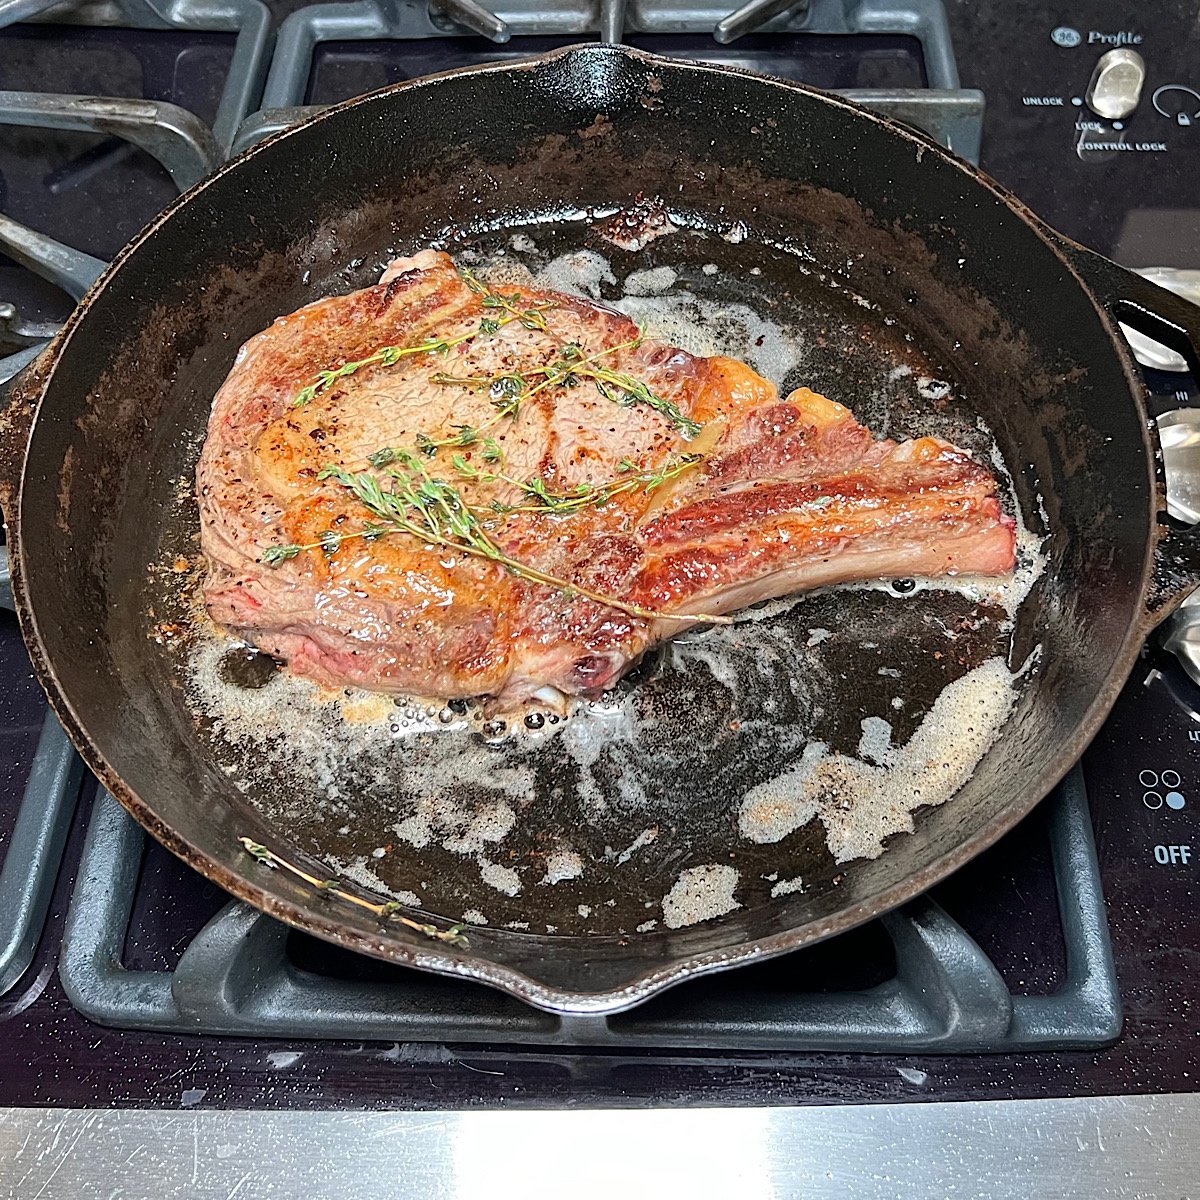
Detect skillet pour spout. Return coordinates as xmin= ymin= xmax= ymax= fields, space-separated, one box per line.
xmin=5 ymin=43 xmax=1200 ymax=1014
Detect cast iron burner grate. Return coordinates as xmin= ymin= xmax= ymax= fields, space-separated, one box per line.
xmin=232 ymin=0 xmax=983 ymax=161
xmin=0 ymin=0 xmax=273 ymax=379
xmin=58 ymin=774 xmax=1121 ymax=1050
xmin=0 ymin=0 xmax=271 ymax=156
xmin=0 ymin=558 xmax=84 ymax=995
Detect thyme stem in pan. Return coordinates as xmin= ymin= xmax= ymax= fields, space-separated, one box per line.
xmin=415 ymin=337 xmax=638 ymax=454
xmin=459 ymin=266 xmax=551 ymax=331
xmin=264 ymin=452 xmax=731 ymax=625
xmin=460 ymin=268 xmax=701 ymax=437
xmin=294 ymin=264 xmax=702 ymax=444
xmin=238 ymin=838 xmax=470 ymax=949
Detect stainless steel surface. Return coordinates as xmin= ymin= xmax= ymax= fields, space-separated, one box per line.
xmin=0 ymin=91 xmax=221 ymax=192
xmin=1085 ymin=47 xmax=1146 ymax=121
xmin=1157 ymin=407 xmax=1200 ymax=684
xmin=1159 ymin=407 xmax=1200 ymax=525
xmin=1120 ymin=269 xmax=1200 ymax=372
xmin=0 ymin=1096 xmax=1198 ymax=1198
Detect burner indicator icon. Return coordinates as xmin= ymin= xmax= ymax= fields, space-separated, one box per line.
xmin=1140 ymin=769 xmax=1187 ymax=809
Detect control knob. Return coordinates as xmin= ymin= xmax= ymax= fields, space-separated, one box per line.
xmin=1158 ymin=409 xmax=1200 ymax=687
xmin=1086 ymin=48 xmax=1146 ymax=120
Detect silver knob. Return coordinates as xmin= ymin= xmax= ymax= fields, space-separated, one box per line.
xmin=1162 ymin=591 xmax=1200 ymax=689
xmin=1157 ymin=409 xmax=1200 ymax=687
xmin=1086 ymin=48 xmax=1146 ymax=120
xmin=1159 ymin=409 xmax=1200 ymax=524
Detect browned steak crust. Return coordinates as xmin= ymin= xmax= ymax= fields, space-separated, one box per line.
xmin=198 ymin=251 xmax=1015 ymax=702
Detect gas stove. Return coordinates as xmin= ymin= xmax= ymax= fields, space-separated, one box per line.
xmin=0 ymin=0 xmax=1198 ymax=1192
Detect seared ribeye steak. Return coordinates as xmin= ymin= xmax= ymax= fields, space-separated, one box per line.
xmin=198 ymin=251 xmax=1015 ymax=702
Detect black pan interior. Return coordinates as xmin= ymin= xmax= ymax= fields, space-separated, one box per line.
xmin=12 ymin=48 xmax=1153 ymax=1005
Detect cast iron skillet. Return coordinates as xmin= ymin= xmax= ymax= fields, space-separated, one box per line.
xmin=2 ymin=45 xmax=1200 ymax=1014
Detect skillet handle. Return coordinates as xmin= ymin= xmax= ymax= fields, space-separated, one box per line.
xmin=1053 ymin=238 xmax=1200 ymax=624
xmin=1056 ymin=240 xmax=1200 ymax=375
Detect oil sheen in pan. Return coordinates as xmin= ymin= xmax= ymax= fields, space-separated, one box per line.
xmin=183 ymin=235 xmax=1046 ymax=935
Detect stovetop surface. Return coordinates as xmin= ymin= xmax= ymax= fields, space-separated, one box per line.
xmin=0 ymin=25 xmax=234 ymax=325
xmin=956 ymin=0 xmax=1200 ymax=267
xmin=0 ymin=0 xmax=1199 ymax=1109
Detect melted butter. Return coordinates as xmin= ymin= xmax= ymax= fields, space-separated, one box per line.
xmin=737 ymin=657 xmax=1020 ymax=863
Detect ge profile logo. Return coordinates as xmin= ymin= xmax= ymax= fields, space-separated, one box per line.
xmin=1051 ymin=26 xmax=1082 ymax=47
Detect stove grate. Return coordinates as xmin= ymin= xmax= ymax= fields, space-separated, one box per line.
xmin=0 ymin=557 xmax=84 ymax=996
xmin=233 ymin=0 xmax=979 ymax=158
xmin=0 ymin=0 xmax=272 ymax=154
xmin=57 ymin=773 xmax=1121 ymax=1050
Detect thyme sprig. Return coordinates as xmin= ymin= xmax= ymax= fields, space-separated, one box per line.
xmin=414 ymin=336 xmax=637 ymax=455
xmin=460 ymin=267 xmax=551 ymax=332
xmin=238 ymin=837 xmax=469 ymax=949
xmin=449 ymin=451 xmax=703 ymax=515
xmin=264 ymin=451 xmax=731 ymax=625
xmin=292 ymin=264 xmax=700 ymax=447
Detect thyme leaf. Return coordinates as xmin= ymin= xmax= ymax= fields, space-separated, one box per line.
xmin=452 ymin=453 xmax=703 ymax=516
xmin=240 ymin=840 xmax=276 ymax=868
xmin=262 ymin=544 xmax=302 ymax=566
xmin=431 ymin=330 xmax=702 ymax=440
xmin=461 ymin=267 xmax=550 ymax=330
